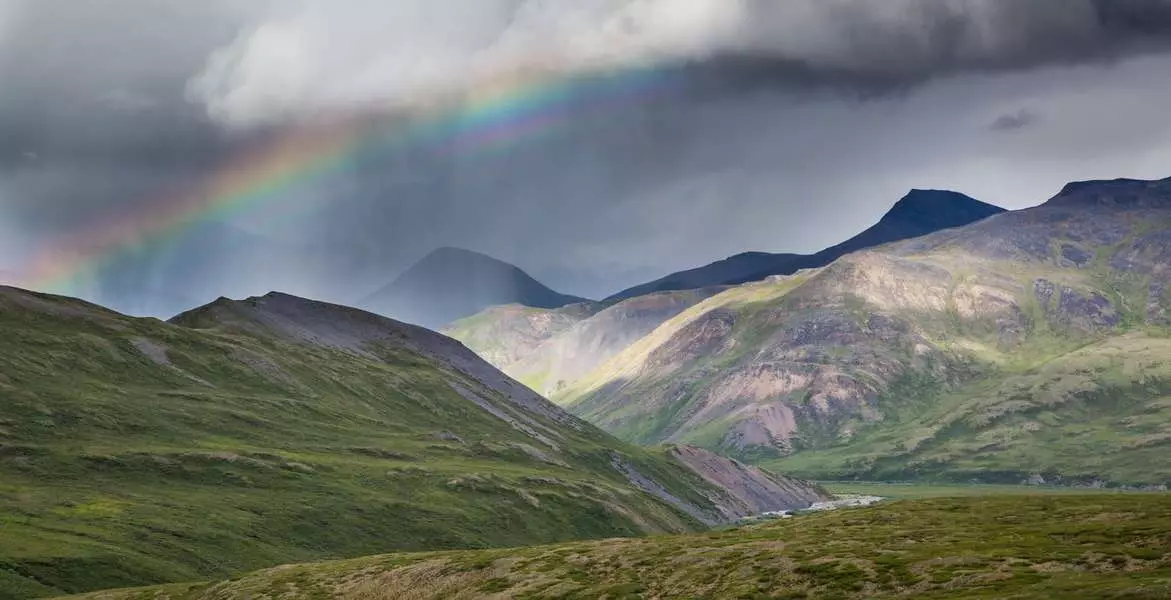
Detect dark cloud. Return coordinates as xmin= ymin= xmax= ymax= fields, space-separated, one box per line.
xmin=989 ymin=108 xmax=1041 ymax=132
xmin=188 ymin=0 xmax=1171 ymax=125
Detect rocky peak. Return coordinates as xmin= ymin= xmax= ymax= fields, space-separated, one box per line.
xmin=360 ymin=246 xmax=588 ymax=329
xmin=1046 ymin=176 xmax=1171 ymax=209
xmin=880 ymin=189 xmax=1005 ymax=229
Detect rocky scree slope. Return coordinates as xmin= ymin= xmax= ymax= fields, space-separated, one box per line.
xmin=0 ymin=287 xmax=824 ymax=599
xmin=559 ymin=177 xmax=1171 ymax=486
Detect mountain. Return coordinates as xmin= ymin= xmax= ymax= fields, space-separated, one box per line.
xmin=605 ymin=252 xmax=796 ymax=303
xmin=448 ymin=288 xmax=728 ymax=397
xmin=557 ymin=176 xmax=1171 ymax=485
xmin=84 ymin=220 xmax=317 ymax=319
xmin=0 ymin=286 xmax=826 ymax=599
xmin=361 ymin=247 xmax=589 ymax=329
xmin=606 ymin=190 xmax=1005 ymax=301
xmin=443 ymin=302 xmax=603 ymax=369
xmin=71 ymin=495 xmax=1171 ymax=600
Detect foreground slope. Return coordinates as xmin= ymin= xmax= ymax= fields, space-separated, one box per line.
xmin=0 ymin=287 xmax=824 ymax=599
xmin=360 ymin=247 xmax=587 ymax=329
xmin=561 ymin=177 xmax=1171 ymax=484
xmin=606 ymin=190 xmax=1004 ymax=301
xmin=67 ymin=494 xmax=1171 ymax=600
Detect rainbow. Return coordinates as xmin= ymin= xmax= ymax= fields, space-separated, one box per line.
xmin=14 ymin=66 xmax=679 ymax=295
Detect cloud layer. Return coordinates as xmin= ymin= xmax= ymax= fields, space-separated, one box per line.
xmin=189 ymin=0 xmax=1171 ymax=127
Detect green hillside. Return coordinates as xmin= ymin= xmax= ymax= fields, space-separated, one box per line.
xmin=556 ymin=178 xmax=1171 ymax=485
xmin=62 ymin=494 xmax=1171 ymax=600
xmin=0 ymin=287 xmax=819 ymax=598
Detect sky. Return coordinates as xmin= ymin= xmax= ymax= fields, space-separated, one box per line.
xmin=3 ymin=0 xmax=1171 ymax=317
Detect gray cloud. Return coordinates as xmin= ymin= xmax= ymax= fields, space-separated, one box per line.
xmin=188 ymin=0 xmax=1171 ymax=127
xmin=989 ymin=108 xmax=1041 ymax=131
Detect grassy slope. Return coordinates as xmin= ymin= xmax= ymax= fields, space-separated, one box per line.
xmin=555 ymin=201 xmax=1171 ymax=484
xmin=442 ymin=303 xmax=598 ymax=370
xmin=555 ymin=273 xmax=814 ymax=442
xmin=0 ymin=289 xmax=725 ymax=598
xmin=66 ymin=494 xmax=1171 ymax=600
xmin=766 ymin=332 xmax=1171 ymax=484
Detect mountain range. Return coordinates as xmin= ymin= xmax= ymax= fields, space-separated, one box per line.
xmin=445 ymin=189 xmax=1007 ymax=398
xmin=0 ymin=286 xmax=825 ymax=598
xmin=605 ymin=189 xmax=1005 ymax=302
xmin=450 ymin=176 xmax=1171 ymax=486
xmin=8 ymin=174 xmax=1171 ymax=599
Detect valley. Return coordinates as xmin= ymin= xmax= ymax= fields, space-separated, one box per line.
xmin=62 ymin=494 xmax=1171 ymax=599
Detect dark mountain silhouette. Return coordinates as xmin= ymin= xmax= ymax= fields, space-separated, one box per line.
xmin=606 ymin=190 xmax=1005 ymax=302
xmin=361 ymin=247 xmax=589 ymax=329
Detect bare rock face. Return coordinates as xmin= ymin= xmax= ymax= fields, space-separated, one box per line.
xmin=666 ymin=446 xmax=830 ymax=518
xmin=610 ymin=446 xmax=829 ymax=525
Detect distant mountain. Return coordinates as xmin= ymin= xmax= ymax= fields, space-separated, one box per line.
xmin=361 ymin=247 xmax=588 ymax=329
xmin=559 ymin=175 xmax=1171 ymax=485
xmin=0 ymin=286 xmax=826 ymax=597
xmin=606 ymin=190 xmax=1005 ymax=301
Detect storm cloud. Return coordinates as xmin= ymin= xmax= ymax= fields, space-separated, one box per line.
xmin=3 ymin=1 xmax=1171 ymax=318
xmin=190 ymin=0 xmax=1171 ymax=127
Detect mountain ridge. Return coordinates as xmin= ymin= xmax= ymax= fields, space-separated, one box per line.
xmin=606 ymin=189 xmax=1005 ymax=301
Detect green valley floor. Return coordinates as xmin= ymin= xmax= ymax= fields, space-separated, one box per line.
xmin=64 ymin=494 xmax=1171 ymax=600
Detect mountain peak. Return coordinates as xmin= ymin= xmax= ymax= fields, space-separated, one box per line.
xmin=882 ymin=189 xmax=1004 ymax=226
xmin=419 ymin=246 xmax=496 ymax=261
xmin=1046 ymin=175 xmax=1171 ymax=208
xmin=607 ymin=189 xmax=1004 ymax=299
xmin=361 ymin=247 xmax=588 ymax=329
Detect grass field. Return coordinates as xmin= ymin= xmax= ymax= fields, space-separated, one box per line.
xmin=64 ymin=494 xmax=1171 ymax=599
